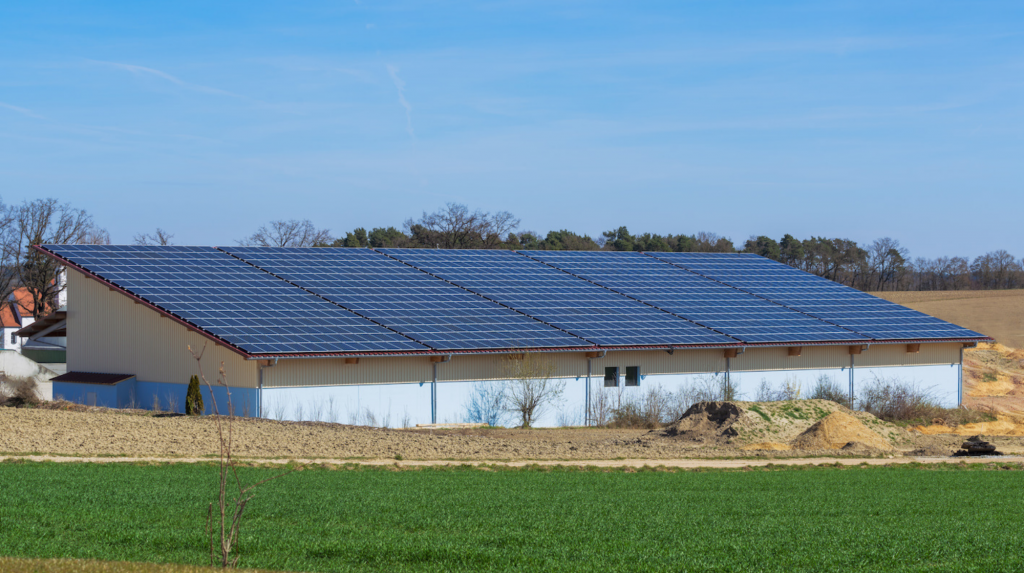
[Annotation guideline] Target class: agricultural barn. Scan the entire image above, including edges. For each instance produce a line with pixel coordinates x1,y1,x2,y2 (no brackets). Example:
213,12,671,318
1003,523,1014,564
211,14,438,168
40,245,989,426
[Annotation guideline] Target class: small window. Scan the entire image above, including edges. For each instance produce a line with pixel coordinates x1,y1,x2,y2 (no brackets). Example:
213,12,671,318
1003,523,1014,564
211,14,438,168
10,332,16,345
625,366,640,386
604,366,619,387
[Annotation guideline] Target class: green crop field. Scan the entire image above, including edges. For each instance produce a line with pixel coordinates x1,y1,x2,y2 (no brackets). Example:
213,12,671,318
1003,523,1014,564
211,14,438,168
0,462,1022,572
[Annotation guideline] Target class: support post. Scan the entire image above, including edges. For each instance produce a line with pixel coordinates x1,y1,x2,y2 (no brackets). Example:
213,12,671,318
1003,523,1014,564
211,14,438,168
431,362,437,424
959,346,964,407
257,358,278,419
849,354,855,408
586,358,592,427
726,357,731,397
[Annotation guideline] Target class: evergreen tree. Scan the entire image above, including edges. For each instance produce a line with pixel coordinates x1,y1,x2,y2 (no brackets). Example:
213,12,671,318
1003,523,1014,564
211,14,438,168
186,375,204,415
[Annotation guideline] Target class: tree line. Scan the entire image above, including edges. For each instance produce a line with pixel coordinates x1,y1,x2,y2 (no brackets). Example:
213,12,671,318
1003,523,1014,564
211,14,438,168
3,199,1021,318
235,203,1023,293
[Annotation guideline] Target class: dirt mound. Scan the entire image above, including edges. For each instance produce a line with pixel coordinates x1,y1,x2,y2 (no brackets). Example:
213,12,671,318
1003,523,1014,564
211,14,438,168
791,412,894,451
913,414,1024,436
840,441,886,455
662,401,740,442
739,442,791,451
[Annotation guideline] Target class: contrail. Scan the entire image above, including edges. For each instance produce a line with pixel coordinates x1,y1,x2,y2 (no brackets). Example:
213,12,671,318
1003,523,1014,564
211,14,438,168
386,64,415,139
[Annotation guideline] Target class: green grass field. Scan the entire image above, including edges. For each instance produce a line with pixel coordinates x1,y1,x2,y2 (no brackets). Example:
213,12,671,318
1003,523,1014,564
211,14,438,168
1,462,1022,572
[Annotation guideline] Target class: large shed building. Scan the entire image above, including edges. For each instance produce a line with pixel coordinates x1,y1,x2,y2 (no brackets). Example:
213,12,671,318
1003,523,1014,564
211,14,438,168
41,245,989,426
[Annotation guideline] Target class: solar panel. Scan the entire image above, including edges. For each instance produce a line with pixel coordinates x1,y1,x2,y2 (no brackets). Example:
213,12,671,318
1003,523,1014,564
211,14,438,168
223,247,590,350
379,248,737,347
42,245,427,354
649,252,987,340
522,250,864,343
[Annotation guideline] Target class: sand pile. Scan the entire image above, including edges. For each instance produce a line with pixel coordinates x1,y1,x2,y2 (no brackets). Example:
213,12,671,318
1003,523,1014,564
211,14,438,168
791,412,894,451
662,401,740,443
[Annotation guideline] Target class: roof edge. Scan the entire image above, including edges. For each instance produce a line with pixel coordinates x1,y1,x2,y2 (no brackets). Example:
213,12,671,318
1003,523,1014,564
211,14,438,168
243,337,991,360
34,245,254,359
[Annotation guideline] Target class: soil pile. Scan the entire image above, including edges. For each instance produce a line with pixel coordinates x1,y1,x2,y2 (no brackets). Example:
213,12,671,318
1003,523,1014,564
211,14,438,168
791,412,893,451
662,399,906,448
739,442,791,451
662,401,740,443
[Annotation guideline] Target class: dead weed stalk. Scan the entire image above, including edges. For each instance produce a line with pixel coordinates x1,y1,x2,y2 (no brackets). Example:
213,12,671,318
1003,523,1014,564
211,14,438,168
190,343,291,568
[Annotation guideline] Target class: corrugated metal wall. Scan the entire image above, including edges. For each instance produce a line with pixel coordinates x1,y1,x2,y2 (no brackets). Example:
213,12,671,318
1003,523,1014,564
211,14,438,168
67,270,258,388
856,342,960,368
263,343,962,388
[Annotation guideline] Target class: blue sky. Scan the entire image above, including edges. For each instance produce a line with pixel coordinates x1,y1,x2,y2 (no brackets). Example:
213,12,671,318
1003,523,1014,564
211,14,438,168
1,1,1022,257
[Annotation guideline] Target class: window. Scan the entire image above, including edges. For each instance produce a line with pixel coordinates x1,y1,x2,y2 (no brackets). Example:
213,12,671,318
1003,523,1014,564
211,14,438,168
10,332,16,345
603,366,619,387
625,366,640,386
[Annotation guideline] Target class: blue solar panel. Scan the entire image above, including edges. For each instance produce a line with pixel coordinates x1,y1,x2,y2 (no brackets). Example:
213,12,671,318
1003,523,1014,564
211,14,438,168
522,250,864,343
42,245,427,354
223,247,590,350
379,248,737,347
650,253,987,340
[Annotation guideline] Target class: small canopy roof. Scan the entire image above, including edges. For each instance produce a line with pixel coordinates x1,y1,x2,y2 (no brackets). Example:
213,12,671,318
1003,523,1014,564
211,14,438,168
51,372,134,385
15,307,67,338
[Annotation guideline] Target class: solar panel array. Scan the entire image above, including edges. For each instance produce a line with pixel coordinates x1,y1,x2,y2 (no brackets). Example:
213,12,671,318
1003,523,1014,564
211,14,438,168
43,245,427,354
379,249,738,347
650,252,986,340
43,245,987,356
523,250,863,343
224,247,589,350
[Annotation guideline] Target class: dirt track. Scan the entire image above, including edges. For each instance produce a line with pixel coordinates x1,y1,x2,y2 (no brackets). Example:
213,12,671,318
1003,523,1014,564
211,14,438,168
4,453,1022,469
4,406,1024,462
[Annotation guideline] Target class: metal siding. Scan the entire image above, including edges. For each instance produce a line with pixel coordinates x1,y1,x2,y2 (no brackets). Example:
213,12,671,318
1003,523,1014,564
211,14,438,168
857,343,959,367
730,346,851,372
67,270,258,388
589,349,726,376
263,356,431,388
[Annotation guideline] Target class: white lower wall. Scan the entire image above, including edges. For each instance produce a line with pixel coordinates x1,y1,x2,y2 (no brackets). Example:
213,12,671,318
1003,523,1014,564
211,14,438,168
260,363,961,427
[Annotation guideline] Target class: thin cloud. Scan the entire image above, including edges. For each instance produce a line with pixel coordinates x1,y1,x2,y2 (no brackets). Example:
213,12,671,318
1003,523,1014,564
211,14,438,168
0,101,46,120
87,59,240,97
386,64,415,139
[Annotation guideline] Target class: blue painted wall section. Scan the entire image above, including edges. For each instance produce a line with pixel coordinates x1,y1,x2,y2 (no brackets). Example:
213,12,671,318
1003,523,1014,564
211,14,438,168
54,378,257,416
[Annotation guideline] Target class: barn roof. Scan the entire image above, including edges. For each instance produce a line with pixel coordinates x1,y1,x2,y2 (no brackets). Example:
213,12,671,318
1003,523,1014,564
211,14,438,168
36,245,989,359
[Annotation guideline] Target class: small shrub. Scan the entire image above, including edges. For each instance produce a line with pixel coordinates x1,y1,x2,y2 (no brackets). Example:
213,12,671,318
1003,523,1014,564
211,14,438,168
463,381,509,427
858,375,944,423
756,377,801,402
808,374,852,409
185,375,204,415
0,376,40,407
608,387,674,428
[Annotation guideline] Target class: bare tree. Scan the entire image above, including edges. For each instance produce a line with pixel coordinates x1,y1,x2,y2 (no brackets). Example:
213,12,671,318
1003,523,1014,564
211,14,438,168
501,352,563,428
462,381,509,426
82,224,111,245
0,200,20,306
405,203,519,249
692,231,734,253
868,237,909,291
189,343,290,568
13,199,93,319
134,228,175,246
238,219,333,247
